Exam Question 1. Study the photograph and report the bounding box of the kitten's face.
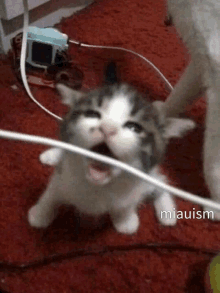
[60,84,166,185]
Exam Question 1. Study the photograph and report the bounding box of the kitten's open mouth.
[86,143,117,185]
[91,143,116,159]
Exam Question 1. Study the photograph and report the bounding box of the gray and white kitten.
[28,63,195,234]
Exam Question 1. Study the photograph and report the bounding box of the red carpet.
[0,0,218,292]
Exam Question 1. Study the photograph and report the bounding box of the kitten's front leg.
[40,148,63,166]
[154,191,177,226]
[110,206,139,234]
[28,175,60,228]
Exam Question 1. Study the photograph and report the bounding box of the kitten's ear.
[153,101,196,139]
[56,83,84,107]
[104,62,118,85]
[164,117,196,139]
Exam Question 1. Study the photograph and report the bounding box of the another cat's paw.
[40,148,63,166]
[113,213,139,234]
[203,207,220,221]
[28,205,54,228]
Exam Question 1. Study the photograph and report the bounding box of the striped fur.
[60,83,167,172]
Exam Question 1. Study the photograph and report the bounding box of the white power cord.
[68,40,173,92]
[1,0,219,212]
[1,128,220,211]
[20,0,62,121]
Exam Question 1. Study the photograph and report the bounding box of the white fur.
[31,85,195,234]
[164,0,220,219]
[105,94,132,123]
[208,30,220,64]
[29,158,175,232]
[40,147,63,166]
[154,191,177,226]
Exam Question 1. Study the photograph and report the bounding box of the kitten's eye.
[124,121,143,133]
[84,110,101,119]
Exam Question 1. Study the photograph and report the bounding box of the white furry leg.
[164,61,205,117]
[28,176,60,228]
[40,148,63,166]
[28,202,58,228]
[154,191,177,226]
[203,87,220,221]
[110,207,139,234]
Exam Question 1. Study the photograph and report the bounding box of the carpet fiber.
[0,0,218,292]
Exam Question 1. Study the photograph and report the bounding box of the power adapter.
[11,27,83,89]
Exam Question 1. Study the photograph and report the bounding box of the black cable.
[0,242,219,272]
[0,241,217,292]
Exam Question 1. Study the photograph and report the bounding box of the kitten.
[28,63,195,234]
[164,0,220,219]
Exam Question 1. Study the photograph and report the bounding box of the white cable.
[20,0,62,121]
[0,129,219,211]
[69,39,173,92]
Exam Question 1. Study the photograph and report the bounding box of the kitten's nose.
[100,122,118,137]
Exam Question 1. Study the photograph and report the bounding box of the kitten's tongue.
[88,162,111,183]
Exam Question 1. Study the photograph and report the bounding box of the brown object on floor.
[164,15,173,26]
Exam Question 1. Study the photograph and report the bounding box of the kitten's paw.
[28,205,55,228]
[40,148,63,166]
[158,213,177,226]
[203,207,219,221]
[154,192,177,226]
[113,212,139,234]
